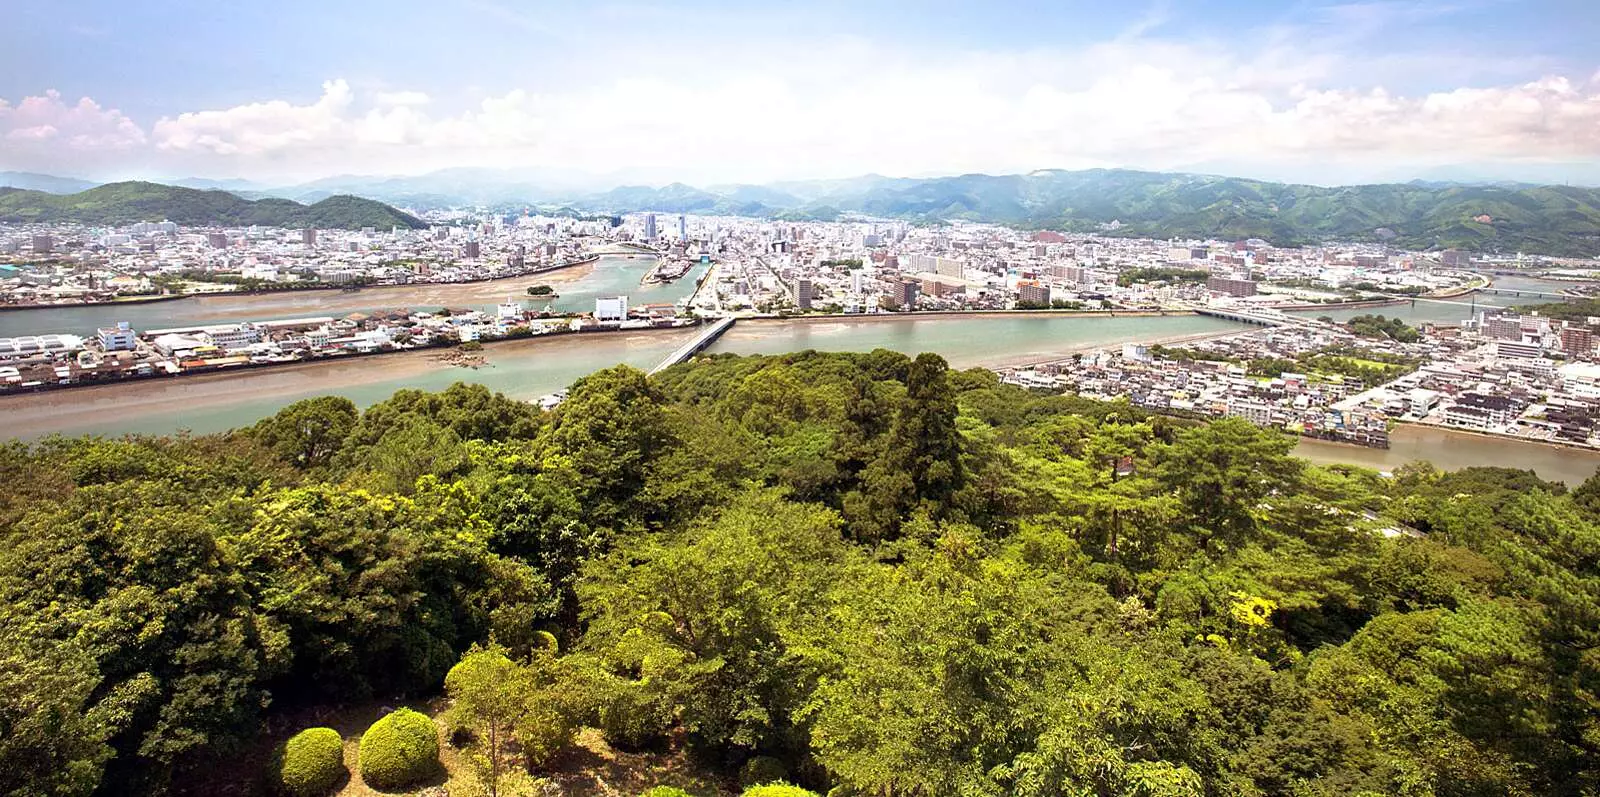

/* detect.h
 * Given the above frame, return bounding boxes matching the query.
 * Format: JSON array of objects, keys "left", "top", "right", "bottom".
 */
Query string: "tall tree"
[
  {"left": 446, "top": 645, "right": 528, "bottom": 797},
  {"left": 252, "top": 396, "right": 358, "bottom": 469}
]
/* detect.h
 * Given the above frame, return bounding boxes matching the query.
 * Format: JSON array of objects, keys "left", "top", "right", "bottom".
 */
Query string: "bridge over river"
[
  {"left": 585, "top": 241, "right": 664, "bottom": 257},
  {"left": 1194, "top": 307, "right": 1334, "bottom": 330},
  {"left": 649, "top": 317, "right": 736, "bottom": 375}
]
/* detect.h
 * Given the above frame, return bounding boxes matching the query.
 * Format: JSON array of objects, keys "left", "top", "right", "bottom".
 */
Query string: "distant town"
[{"left": 5, "top": 208, "right": 1600, "bottom": 452}]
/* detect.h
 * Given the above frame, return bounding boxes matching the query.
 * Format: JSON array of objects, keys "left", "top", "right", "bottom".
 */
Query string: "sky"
[{"left": 1, "top": 0, "right": 1598, "bottom": 188}]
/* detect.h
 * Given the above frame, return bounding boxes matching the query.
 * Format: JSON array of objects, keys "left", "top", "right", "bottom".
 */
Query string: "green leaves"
[
  {"left": 7, "top": 352, "right": 1600, "bottom": 796},
  {"left": 576, "top": 490, "right": 849, "bottom": 754}
]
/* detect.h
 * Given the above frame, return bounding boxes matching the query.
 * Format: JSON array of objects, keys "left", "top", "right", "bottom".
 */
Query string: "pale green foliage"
[
  {"left": 275, "top": 727, "right": 344, "bottom": 797},
  {"left": 739, "top": 785, "right": 818, "bottom": 797},
  {"left": 446, "top": 642, "right": 578, "bottom": 792},
  {"left": 639, "top": 788, "right": 695, "bottom": 797},
  {"left": 357, "top": 708, "right": 439, "bottom": 789}
]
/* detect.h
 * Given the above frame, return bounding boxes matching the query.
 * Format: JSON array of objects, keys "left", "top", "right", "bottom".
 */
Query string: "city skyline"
[{"left": 2, "top": 0, "right": 1599, "bottom": 186}]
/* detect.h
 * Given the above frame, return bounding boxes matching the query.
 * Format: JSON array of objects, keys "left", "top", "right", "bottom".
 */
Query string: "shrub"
[
  {"left": 738, "top": 757, "right": 788, "bottom": 788},
  {"left": 358, "top": 708, "right": 440, "bottom": 789},
  {"left": 275, "top": 727, "right": 345, "bottom": 797},
  {"left": 741, "top": 784, "right": 819, "bottom": 797},
  {"left": 594, "top": 681, "right": 673, "bottom": 751},
  {"left": 640, "top": 788, "right": 695, "bottom": 797}
]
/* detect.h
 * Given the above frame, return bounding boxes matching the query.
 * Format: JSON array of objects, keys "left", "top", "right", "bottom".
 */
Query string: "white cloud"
[
  {"left": 152, "top": 79, "right": 355, "bottom": 156},
  {"left": 3, "top": 40, "right": 1599, "bottom": 185},
  {"left": 0, "top": 90, "right": 146, "bottom": 176},
  {"left": 0, "top": 90, "right": 145, "bottom": 149}
]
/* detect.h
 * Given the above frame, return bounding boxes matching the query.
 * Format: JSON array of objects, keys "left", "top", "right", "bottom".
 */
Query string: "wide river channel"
[{"left": 3, "top": 259, "right": 1597, "bottom": 483}]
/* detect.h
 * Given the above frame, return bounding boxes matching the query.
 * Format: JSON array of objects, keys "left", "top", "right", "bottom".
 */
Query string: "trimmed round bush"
[
  {"left": 533, "top": 630, "right": 560, "bottom": 652},
  {"left": 275, "top": 727, "right": 345, "bottom": 797},
  {"left": 358, "top": 708, "right": 440, "bottom": 789},
  {"left": 738, "top": 757, "right": 788, "bottom": 788},
  {"left": 640, "top": 788, "right": 695, "bottom": 797},
  {"left": 742, "top": 784, "right": 819, "bottom": 797}
]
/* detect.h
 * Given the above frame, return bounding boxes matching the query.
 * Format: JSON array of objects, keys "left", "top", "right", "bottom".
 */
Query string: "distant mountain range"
[
  {"left": 572, "top": 170, "right": 1600, "bottom": 256},
  {"left": 3, "top": 168, "right": 1599, "bottom": 256},
  {"left": 0, "top": 182, "right": 426, "bottom": 230},
  {"left": 0, "top": 171, "right": 101, "bottom": 195}
]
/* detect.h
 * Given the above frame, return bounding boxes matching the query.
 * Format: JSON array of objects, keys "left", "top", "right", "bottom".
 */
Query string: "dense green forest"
[
  {"left": 2, "top": 351, "right": 1598, "bottom": 796},
  {"left": 0, "top": 182, "right": 425, "bottom": 230},
  {"left": 1343, "top": 314, "right": 1422, "bottom": 343}
]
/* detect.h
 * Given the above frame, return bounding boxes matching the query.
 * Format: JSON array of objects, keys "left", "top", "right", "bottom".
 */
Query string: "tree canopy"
[{"left": 1, "top": 350, "right": 1597, "bottom": 796}]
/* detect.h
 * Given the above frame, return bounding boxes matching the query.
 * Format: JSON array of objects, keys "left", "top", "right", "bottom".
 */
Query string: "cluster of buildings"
[
  {"left": 667, "top": 217, "right": 1510, "bottom": 318},
  {"left": 1334, "top": 311, "right": 1600, "bottom": 446},
  {"left": 12, "top": 206, "right": 1600, "bottom": 450},
  {"left": 0, "top": 215, "right": 620, "bottom": 306},
  {"left": 997, "top": 303, "right": 1600, "bottom": 450},
  {"left": 5, "top": 207, "right": 1560, "bottom": 319},
  {"left": 0, "top": 295, "right": 691, "bottom": 393},
  {"left": 998, "top": 322, "right": 1436, "bottom": 447}
]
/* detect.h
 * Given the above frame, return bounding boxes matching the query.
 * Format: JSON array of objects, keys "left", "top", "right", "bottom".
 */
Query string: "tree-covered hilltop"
[
  {"left": 3, "top": 354, "right": 1599, "bottom": 796},
  {"left": 1344, "top": 313, "right": 1422, "bottom": 343},
  {"left": 0, "top": 181, "right": 426, "bottom": 230},
  {"left": 560, "top": 169, "right": 1600, "bottom": 257},
  {"left": 826, "top": 170, "right": 1600, "bottom": 256},
  {"left": 1518, "top": 296, "right": 1600, "bottom": 322}
]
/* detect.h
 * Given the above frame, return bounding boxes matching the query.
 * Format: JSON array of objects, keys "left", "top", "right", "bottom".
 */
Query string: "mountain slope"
[
  {"left": 9, "top": 168, "right": 1599, "bottom": 254},
  {"left": 0, "top": 181, "right": 427, "bottom": 230},
  {"left": 526, "top": 168, "right": 1600, "bottom": 255},
  {"left": 783, "top": 169, "right": 1600, "bottom": 256},
  {"left": 0, "top": 171, "right": 100, "bottom": 194}
]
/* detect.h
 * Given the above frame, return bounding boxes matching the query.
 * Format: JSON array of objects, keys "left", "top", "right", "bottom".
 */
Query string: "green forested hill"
[
  {"left": 570, "top": 169, "right": 1600, "bottom": 256},
  {"left": 813, "top": 170, "right": 1600, "bottom": 255},
  {"left": 2, "top": 354, "right": 1598, "bottom": 796},
  {"left": 0, "top": 181, "right": 427, "bottom": 230}
]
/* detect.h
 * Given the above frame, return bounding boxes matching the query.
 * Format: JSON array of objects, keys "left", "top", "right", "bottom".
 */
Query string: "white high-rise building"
[{"left": 595, "top": 295, "right": 628, "bottom": 322}]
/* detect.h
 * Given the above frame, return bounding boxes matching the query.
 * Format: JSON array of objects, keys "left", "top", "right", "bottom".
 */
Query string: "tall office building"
[
  {"left": 1017, "top": 281, "right": 1051, "bottom": 306},
  {"left": 31, "top": 234, "right": 52, "bottom": 254},
  {"left": 1485, "top": 314, "right": 1523, "bottom": 341},
  {"left": 208, "top": 233, "right": 228, "bottom": 249},
  {"left": 301, "top": 228, "right": 317, "bottom": 246},
  {"left": 644, "top": 213, "right": 658, "bottom": 241},
  {"left": 788, "top": 277, "right": 813, "bottom": 310},
  {"left": 464, "top": 241, "right": 481, "bottom": 259},
  {"left": 595, "top": 295, "right": 628, "bottom": 322},
  {"left": 1560, "top": 327, "right": 1595, "bottom": 355},
  {"left": 1206, "top": 276, "right": 1258, "bottom": 297},
  {"left": 891, "top": 278, "right": 920, "bottom": 310},
  {"left": 678, "top": 214, "right": 687, "bottom": 242}
]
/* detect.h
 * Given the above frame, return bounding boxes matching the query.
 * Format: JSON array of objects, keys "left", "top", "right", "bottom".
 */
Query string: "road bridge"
[
  {"left": 587, "top": 241, "right": 663, "bottom": 256},
  {"left": 649, "top": 317, "right": 736, "bottom": 376},
  {"left": 1195, "top": 307, "right": 1318, "bottom": 328},
  {"left": 1474, "top": 287, "right": 1575, "bottom": 299}
]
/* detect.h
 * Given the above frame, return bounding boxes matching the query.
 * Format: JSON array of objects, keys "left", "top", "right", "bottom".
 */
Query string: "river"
[
  {"left": 1290, "top": 273, "right": 1585, "bottom": 326},
  {"left": 1296, "top": 425, "right": 1600, "bottom": 485},
  {"left": 1, "top": 313, "right": 1244, "bottom": 440},
  {"left": 5, "top": 260, "right": 1599, "bottom": 482},
  {"left": 0, "top": 255, "right": 704, "bottom": 337}
]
